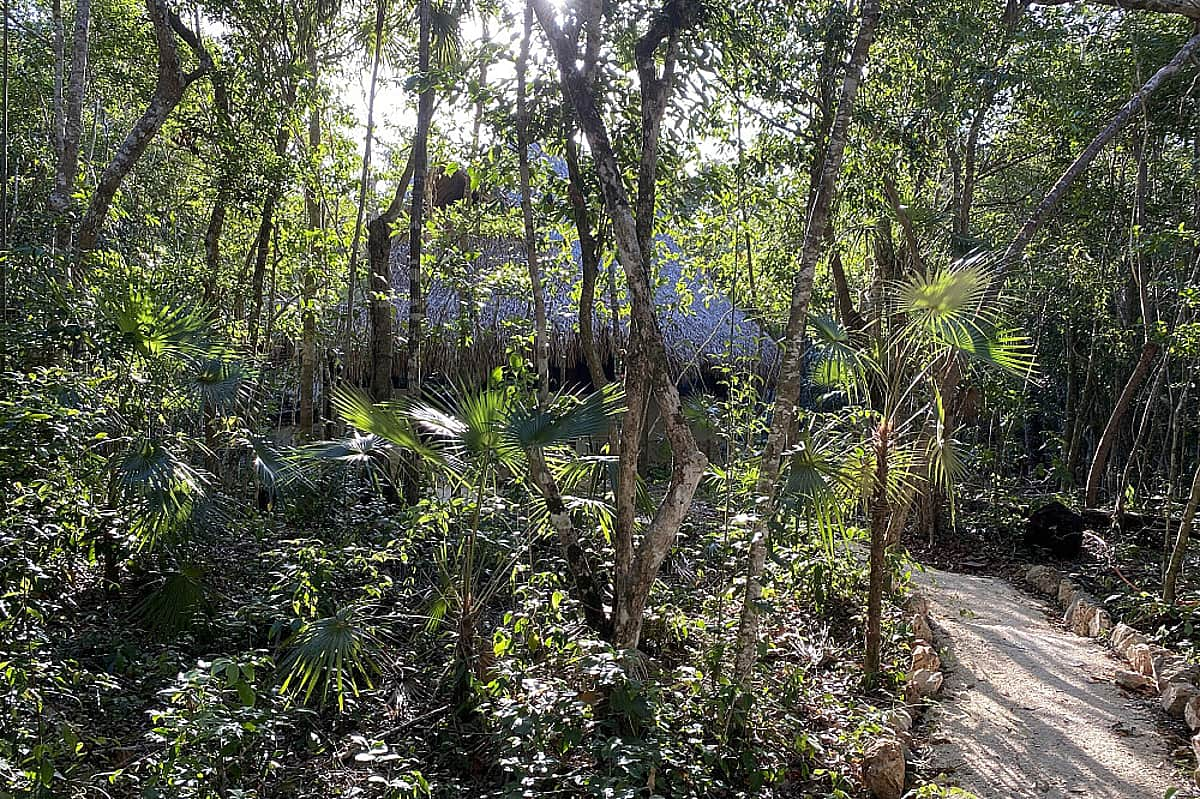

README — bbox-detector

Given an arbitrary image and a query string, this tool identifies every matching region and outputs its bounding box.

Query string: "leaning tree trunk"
[1085,341,1160,507]
[526,446,610,635]
[732,0,880,689]
[74,0,211,274]
[517,0,549,403]
[1004,30,1200,266]
[1164,458,1200,605]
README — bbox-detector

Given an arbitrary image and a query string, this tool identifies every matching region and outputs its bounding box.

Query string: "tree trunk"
[1085,341,1160,507]
[1033,0,1200,17]
[526,447,610,634]
[50,0,91,256]
[517,1,550,403]
[1004,31,1200,265]
[53,0,64,159]
[345,0,385,355]
[1164,458,1200,605]
[564,124,608,389]
[732,0,881,688]
[865,427,890,681]
[404,0,434,400]
[74,0,210,272]
[247,106,292,353]
[0,0,8,373]
[203,193,226,303]
[1066,317,1100,485]
[535,0,708,651]
[367,153,416,402]
[299,42,321,439]
[203,66,233,304]
[247,194,277,354]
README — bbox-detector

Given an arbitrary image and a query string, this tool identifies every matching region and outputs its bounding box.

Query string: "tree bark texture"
[731,0,881,688]
[534,0,708,651]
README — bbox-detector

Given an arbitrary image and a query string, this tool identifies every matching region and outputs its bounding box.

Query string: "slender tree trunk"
[732,0,880,688]
[203,194,226,301]
[1085,341,1160,507]
[1164,458,1200,605]
[50,0,90,244]
[535,0,708,651]
[299,42,321,439]
[517,0,549,403]
[1,0,8,374]
[564,125,607,389]
[865,426,890,680]
[247,100,292,352]
[53,0,65,165]
[1033,0,1200,17]
[346,0,384,354]
[404,0,434,400]
[367,153,415,401]
[202,67,232,304]
[1004,31,1200,265]
[75,0,210,271]
[526,446,610,634]
[247,194,277,354]
[1115,360,1164,518]
[1066,318,1100,484]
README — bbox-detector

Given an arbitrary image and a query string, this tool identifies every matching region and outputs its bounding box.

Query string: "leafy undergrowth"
[2,471,914,799]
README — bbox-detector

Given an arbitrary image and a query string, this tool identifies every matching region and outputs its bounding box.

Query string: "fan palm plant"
[854,256,1034,679]
[279,606,384,711]
[761,256,1032,683]
[324,380,622,702]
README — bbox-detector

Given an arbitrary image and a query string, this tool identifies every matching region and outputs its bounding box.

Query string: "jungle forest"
[6,0,1200,796]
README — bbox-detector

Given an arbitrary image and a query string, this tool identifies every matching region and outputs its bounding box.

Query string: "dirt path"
[914,566,1191,799]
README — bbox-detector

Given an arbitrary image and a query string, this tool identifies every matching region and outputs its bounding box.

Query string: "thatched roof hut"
[387,231,778,390]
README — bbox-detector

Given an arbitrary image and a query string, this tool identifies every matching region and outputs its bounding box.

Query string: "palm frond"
[186,358,252,411]
[114,438,210,548]
[924,390,968,522]
[105,288,212,361]
[279,607,382,711]
[807,313,868,397]
[429,0,463,68]
[897,258,1035,377]
[246,435,308,494]
[506,384,624,451]
[332,387,441,463]
[132,566,209,635]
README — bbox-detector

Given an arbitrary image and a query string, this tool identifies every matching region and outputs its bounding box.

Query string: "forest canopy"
[3,0,1200,796]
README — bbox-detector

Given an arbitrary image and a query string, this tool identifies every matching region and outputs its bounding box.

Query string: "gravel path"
[915,566,1191,799]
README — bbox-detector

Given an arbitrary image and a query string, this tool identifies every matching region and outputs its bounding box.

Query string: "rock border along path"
[913,566,1190,799]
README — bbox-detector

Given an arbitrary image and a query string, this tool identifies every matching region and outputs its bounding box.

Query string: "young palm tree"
[743,258,1033,687]
[857,257,1034,679]
[322,380,621,702]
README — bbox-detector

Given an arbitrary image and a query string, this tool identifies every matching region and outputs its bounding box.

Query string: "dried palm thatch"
[386,231,778,387]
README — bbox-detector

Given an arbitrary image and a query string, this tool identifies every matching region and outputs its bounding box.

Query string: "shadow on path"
[916,567,1189,799]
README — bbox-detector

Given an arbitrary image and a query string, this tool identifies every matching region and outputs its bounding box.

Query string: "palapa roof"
[388,231,779,385]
